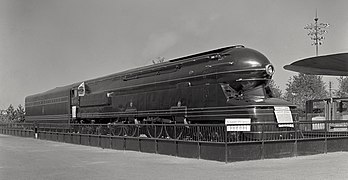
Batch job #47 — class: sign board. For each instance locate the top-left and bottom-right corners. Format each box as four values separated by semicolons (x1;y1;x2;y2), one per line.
312;116;325;130
72;106;77;118
225;118;251;132
274;106;294;127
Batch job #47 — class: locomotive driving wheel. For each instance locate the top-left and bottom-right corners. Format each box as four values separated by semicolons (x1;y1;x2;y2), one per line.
144;117;164;138
123;117;139;137
110;117;139;137
164;116;186;139
110;124;125;136
164;124;185;139
123;125;139;137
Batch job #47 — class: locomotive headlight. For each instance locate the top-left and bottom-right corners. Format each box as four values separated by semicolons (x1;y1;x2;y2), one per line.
265;64;275;76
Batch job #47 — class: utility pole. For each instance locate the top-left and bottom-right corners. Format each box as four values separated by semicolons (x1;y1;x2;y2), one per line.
304;10;329;56
329;81;332;97
304;10;332;99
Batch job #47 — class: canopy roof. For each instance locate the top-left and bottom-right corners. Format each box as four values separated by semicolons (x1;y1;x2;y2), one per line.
283;53;348;76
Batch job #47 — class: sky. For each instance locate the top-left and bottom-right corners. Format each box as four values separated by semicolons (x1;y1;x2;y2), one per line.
0;0;348;109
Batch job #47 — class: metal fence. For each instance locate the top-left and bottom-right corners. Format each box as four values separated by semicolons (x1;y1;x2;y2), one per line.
3;120;348;142
2;121;348;162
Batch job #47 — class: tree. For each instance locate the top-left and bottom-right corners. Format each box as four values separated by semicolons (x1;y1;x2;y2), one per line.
284;73;328;110
6;104;16;122
0;110;7;122
336;76;348;97
267;79;283;98
0;104;26;123
15;104;25;123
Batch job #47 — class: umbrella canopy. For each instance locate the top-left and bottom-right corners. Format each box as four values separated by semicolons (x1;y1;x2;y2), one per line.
284;53;348;76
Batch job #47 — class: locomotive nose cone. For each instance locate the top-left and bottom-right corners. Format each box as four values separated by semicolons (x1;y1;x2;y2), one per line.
229;48;272;69
215;47;275;95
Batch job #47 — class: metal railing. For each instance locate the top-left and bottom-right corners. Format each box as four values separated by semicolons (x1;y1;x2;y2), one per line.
3;120;348;143
3;120;348;163
0;123;34;131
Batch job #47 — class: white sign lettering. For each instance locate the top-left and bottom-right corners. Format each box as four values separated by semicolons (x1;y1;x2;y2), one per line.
225;118;251;132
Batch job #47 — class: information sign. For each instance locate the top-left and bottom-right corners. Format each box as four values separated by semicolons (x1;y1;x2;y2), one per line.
274;106;294;127
225;118;251;132
72;106;77;118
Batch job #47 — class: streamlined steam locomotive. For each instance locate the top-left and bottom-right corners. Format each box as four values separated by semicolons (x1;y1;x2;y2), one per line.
25;45;296;138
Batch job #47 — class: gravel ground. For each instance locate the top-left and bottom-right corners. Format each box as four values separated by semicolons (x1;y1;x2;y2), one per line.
1;134;347;180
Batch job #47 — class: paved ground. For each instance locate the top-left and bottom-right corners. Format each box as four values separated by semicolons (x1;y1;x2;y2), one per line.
1;134;348;180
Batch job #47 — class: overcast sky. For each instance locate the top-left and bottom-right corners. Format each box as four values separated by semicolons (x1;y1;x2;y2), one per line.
0;0;348;108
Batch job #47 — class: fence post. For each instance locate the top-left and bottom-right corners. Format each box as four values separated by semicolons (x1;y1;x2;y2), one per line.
324;120;328;154
261;123;265;160
138;125;141;152
123;137;126;151
79;133;81;145
225;124;228;163
98;125;101;148
109;130;112;149
174;124;178;157
198;125;201;160
155;125;158;154
294;121;298;157
98;135;101;148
